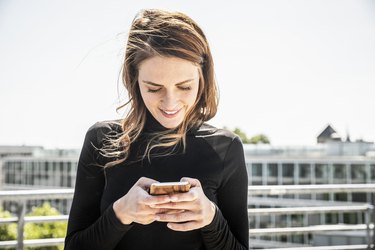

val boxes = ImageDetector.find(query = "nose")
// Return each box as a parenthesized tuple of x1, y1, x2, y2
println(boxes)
(162, 89, 178, 109)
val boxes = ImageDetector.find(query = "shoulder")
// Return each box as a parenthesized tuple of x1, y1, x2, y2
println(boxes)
(88, 119, 122, 132)
(86, 119, 123, 146)
(196, 123, 240, 141)
(194, 123, 243, 161)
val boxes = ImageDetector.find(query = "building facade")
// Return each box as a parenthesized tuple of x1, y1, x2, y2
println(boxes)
(0, 146, 79, 214)
(1, 125, 375, 246)
(245, 138, 375, 246)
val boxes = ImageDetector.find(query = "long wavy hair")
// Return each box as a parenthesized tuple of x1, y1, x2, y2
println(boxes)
(101, 9, 219, 167)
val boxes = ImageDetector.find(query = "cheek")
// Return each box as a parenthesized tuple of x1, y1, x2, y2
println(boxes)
(142, 94, 159, 108)
(187, 88, 199, 105)
(192, 88, 199, 103)
(139, 89, 157, 108)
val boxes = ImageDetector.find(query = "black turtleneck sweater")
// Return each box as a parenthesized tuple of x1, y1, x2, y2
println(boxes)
(65, 114, 249, 250)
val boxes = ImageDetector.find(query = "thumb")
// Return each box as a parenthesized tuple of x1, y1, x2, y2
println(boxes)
(136, 177, 159, 189)
(180, 177, 201, 188)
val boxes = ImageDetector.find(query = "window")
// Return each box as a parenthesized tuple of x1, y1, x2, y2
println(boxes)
(252, 163, 262, 177)
(351, 164, 366, 183)
(267, 163, 278, 177)
(251, 163, 262, 185)
(282, 164, 294, 178)
(267, 163, 278, 185)
(334, 193, 347, 201)
(370, 165, 375, 183)
(333, 164, 346, 183)
(315, 164, 328, 184)
(299, 163, 311, 184)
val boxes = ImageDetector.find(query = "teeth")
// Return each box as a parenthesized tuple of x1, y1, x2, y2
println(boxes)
(163, 110, 178, 115)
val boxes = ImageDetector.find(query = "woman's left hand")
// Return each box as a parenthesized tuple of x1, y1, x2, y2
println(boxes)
(152, 177, 216, 231)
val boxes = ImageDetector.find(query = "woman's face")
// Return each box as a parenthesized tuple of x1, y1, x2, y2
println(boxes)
(138, 56, 200, 129)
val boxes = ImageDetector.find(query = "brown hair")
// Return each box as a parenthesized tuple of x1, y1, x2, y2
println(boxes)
(101, 9, 218, 167)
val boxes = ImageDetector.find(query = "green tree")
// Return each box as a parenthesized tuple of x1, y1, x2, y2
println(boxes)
(232, 127, 252, 144)
(0, 203, 66, 250)
(229, 127, 271, 144)
(24, 202, 67, 250)
(249, 134, 270, 144)
(0, 207, 17, 241)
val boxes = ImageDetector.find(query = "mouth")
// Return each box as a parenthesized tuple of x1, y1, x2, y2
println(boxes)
(159, 108, 182, 118)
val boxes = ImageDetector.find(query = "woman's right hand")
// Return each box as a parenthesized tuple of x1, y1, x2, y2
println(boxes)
(113, 177, 171, 225)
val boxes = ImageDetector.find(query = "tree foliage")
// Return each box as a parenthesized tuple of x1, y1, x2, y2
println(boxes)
(0, 203, 66, 250)
(249, 134, 270, 144)
(230, 127, 271, 144)
(24, 202, 67, 250)
(233, 127, 252, 144)
(0, 207, 17, 241)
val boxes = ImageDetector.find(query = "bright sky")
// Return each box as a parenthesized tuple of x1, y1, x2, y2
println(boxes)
(1, 0, 374, 149)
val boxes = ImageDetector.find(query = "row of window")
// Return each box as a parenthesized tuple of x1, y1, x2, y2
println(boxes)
(2, 161, 77, 187)
(248, 162, 375, 185)
(3, 161, 77, 173)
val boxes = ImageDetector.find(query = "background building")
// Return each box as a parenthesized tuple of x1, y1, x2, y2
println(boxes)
(1, 125, 375, 247)
(0, 146, 79, 214)
(246, 125, 375, 246)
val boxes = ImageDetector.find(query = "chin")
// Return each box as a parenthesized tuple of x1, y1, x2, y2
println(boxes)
(161, 122, 181, 129)
(156, 114, 184, 129)
(158, 118, 184, 129)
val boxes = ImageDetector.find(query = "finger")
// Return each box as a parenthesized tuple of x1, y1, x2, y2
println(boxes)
(156, 211, 199, 223)
(180, 177, 201, 188)
(152, 208, 182, 214)
(136, 177, 159, 189)
(141, 194, 171, 206)
(151, 201, 195, 210)
(162, 209, 185, 215)
(131, 202, 175, 215)
(167, 221, 202, 231)
(139, 205, 167, 215)
(169, 189, 199, 202)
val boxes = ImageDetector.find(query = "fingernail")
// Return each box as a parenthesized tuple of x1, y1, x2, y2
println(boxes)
(155, 216, 160, 220)
(150, 204, 156, 208)
(171, 196, 178, 202)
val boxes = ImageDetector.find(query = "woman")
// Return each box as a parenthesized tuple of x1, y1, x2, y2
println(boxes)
(65, 9, 249, 250)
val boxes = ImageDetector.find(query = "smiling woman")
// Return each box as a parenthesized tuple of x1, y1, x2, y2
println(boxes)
(138, 56, 200, 129)
(65, 8, 249, 250)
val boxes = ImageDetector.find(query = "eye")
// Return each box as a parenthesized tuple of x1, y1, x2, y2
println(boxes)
(178, 86, 191, 91)
(147, 88, 162, 93)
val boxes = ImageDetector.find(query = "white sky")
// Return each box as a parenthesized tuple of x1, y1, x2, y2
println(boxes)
(0, 0, 374, 149)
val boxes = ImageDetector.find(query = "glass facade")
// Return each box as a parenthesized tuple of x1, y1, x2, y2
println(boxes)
(247, 156, 375, 245)
(1, 143, 375, 246)
(1, 157, 78, 214)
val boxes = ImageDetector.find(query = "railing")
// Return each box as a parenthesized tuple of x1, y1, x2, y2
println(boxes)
(248, 184, 375, 250)
(0, 189, 74, 249)
(0, 184, 374, 249)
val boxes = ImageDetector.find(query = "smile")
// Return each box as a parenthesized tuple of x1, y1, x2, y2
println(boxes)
(160, 108, 182, 117)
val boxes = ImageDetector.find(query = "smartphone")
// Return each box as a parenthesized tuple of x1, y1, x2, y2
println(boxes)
(149, 181, 191, 195)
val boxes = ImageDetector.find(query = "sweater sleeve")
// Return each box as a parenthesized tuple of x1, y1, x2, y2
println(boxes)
(201, 136, 249, 250)
(64, 123, 132, 250)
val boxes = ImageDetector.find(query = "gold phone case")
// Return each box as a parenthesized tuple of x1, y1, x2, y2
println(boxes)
(149, 182, 191, 195)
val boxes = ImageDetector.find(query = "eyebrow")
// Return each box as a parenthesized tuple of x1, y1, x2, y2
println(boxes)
(141, 79, 195, 87)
